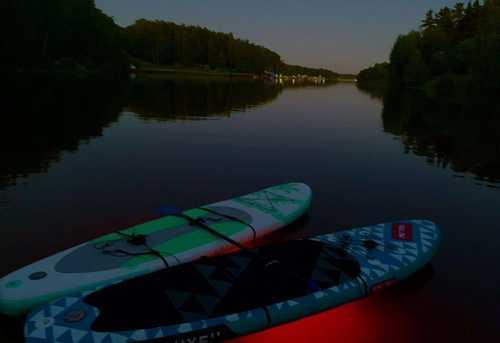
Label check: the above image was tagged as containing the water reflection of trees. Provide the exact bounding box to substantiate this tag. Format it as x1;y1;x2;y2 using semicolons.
1;74;333;190
356;82;386;100
0;76;285;189
126;76;283;121
381;90;500;186
1;74;127;189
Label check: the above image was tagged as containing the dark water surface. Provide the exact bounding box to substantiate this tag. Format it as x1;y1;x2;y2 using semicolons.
1;76;499;341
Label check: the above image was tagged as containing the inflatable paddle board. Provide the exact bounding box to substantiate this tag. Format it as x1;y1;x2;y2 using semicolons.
0;183;312;316
24;220;440;343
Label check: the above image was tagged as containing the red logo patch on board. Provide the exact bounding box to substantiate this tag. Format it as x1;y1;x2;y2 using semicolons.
392;223;413;241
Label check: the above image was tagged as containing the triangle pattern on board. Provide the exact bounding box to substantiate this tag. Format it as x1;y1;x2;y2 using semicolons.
53;298;67;308
197;294;221;313
144;328;162;340
179;295;207;315
165;289;192;309
130;329;148;341
70;328;88;343
49;305;65;317
209;268;236;283
194;264;216;279
92;332;110;343
206;279;232;297
25;321;36;336
230;255;252;269
56;330;72;343
79;332;96;343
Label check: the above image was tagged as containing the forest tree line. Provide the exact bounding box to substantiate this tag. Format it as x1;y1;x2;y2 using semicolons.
358;0;500;96
279;64;339;79
125;19;338;77
3;0;129;76
357;63;389;85
4;0;337;78
126;19;282;74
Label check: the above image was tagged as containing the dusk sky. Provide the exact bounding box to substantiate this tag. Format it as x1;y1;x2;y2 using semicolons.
95;0;460;73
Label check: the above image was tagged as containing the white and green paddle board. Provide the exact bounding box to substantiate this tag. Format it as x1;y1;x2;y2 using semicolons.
0;183;312;316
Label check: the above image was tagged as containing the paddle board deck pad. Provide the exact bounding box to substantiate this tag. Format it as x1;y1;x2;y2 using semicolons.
0;183;312;316
24;220;440;343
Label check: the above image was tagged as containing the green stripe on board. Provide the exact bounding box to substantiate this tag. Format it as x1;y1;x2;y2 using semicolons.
91;208;210;244
123;221;247;268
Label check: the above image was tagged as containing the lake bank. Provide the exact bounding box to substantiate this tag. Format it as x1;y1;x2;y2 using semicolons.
134;65;257;79
132;62;354;82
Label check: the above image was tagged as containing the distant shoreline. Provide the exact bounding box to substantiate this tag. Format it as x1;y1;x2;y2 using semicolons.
135;65;358;82
336;78;357;83
9;65;357;83
135;66;256;79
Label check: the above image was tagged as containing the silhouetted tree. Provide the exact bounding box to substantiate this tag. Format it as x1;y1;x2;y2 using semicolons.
389;32;428;88
386;0;500;96
357;63;389;84
421;10;436;30
125;20;282;74
3;0;128;76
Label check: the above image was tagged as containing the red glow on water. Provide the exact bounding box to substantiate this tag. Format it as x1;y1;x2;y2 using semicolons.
231;288;484;343
230;289;477;343
231;295;421;343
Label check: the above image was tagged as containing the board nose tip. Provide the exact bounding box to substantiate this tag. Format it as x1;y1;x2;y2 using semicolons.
292;182;312;195
420;220;441;240
415;220;441;260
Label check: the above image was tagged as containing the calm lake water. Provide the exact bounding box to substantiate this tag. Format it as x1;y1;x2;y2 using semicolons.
1;75;499;341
